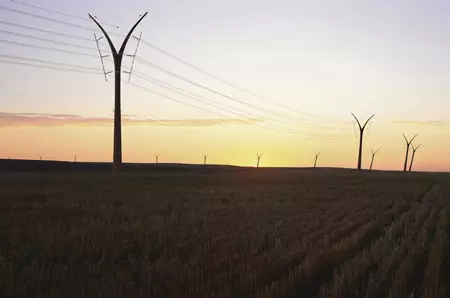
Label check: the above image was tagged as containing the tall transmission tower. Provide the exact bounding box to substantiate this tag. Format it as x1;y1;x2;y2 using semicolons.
351;113;375;170
89;12;148;172
402;134;418;172
256;153;263;168
313;151;321;168
409;144;421;172
369;149;379;170
155;154;159;164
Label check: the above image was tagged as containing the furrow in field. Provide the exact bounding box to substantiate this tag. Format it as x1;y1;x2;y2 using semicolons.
385;204;440;298
419;208;448;298
253;200;413;298
184;200;375;298
320;199;433;298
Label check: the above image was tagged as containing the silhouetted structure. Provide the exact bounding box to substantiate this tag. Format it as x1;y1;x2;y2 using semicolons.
74;156;77;163
203;153;208;166
313;151;321;168
409;144;421;172
256;153;263;168
89;13;147;172
402;134;418;172
369;149;379;170
155;154;159;164
351;113;375;170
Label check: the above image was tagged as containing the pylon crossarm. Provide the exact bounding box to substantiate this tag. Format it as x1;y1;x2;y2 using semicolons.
410;134;418;144
118;12;148;55
89;14;118;57
93;33;109;82
351;113;362;130
362;114;375;130
127;32;142;81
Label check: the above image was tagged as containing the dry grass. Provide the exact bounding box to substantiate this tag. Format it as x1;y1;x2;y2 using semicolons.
0;170;448;298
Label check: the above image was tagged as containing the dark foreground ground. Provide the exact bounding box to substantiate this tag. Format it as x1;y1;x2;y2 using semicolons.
0;168;449;298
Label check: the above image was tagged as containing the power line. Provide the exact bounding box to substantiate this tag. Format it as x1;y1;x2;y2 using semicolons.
0;16;292;126
134;71;268;120
0;27;307;129
0;33;348;135
0;58;102;74
136;57;303;121
0;53;106;71
0;54;250;122
0;28;98;51
0;2;348;126
0;4;352;134
132;71;346;135
0;40;273;128
133;72;248;119
9;0;119;29
126;80;312;136
0;55;258;126
136;57;351;131
0;53;346;137
0;26;343;132
0;39;98;58
125;80;264;124
140;39;345;124
132;72;312;134
0;20;92;41
0;4;94;31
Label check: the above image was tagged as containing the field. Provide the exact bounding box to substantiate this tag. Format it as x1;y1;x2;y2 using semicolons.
0;169;449;298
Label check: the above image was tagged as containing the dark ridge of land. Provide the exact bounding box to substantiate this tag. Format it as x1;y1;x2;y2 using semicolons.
0;158;447;176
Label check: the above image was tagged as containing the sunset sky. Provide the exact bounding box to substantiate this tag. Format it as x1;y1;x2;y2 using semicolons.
1;0;450;171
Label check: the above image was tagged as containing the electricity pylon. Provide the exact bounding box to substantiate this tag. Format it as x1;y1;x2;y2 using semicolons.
256;153;263;168
402;134;418;172
351;113;375;170
369;149;379;170
313;151;321;168
89;12;148;172
203;153;208;166
409;144;421;172
155;154;159;164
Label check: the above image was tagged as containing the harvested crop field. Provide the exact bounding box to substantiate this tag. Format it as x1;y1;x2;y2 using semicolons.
0;169;449;298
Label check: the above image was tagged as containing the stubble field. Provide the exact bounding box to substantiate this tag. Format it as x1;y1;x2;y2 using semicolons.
0;169;449;298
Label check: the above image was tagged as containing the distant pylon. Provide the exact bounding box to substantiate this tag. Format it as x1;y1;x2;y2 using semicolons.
409;144;421;172
402;134;418;172
314;151;321;168
203;153;208;166
369;149;379;170
351;113;375;170
256;153;263;168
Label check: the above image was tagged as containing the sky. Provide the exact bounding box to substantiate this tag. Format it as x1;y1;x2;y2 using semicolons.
1;0;450;171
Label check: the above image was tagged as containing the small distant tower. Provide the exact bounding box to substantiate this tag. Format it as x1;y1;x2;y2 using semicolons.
203;153;208;166
369;149;379;170
256;153;263;168
314;151;321;168
402;134;418;172
409;144;421;172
